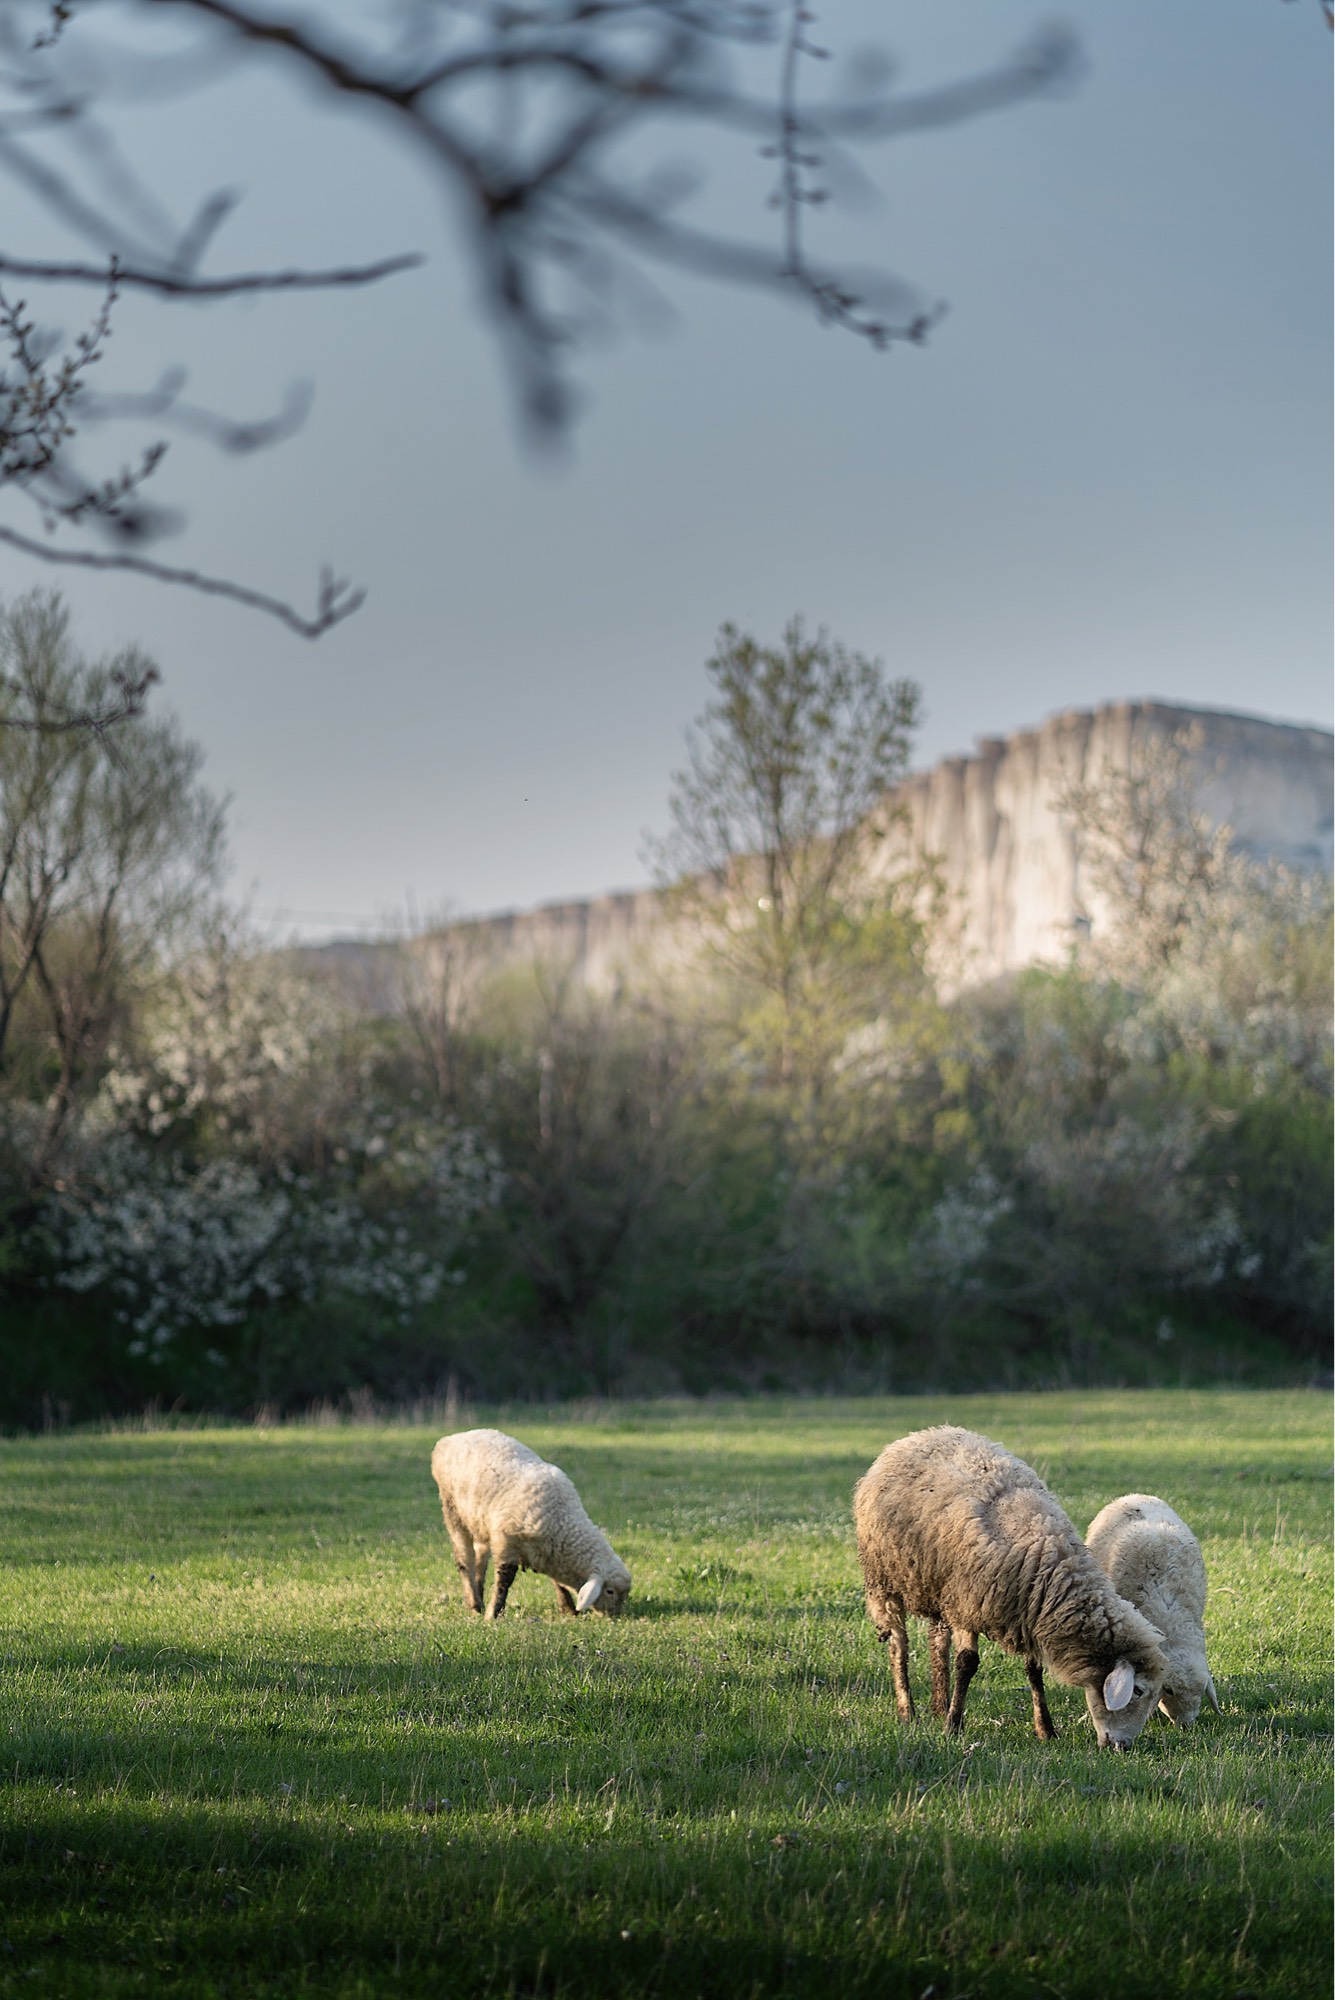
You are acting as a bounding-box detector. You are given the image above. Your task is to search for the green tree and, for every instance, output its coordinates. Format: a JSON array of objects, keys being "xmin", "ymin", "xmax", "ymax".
[
  {"xmin": 472, "ymin": 969, "xmax": 694, "ymax": 1362},
  {"xmin": 647, "ymin": 618, "xmax": 948, "ymax": 1339},
  {"xmin": 650, "ymin": 617, "xmax": 929, "ymax": 1100},
  {"xmin": 0, "ymin": 591, "xmax": 226, "ymax": 1177}
]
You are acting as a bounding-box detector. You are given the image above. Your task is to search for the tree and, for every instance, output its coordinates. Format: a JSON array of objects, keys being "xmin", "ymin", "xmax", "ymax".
[
  {"xmin": 650, "ymin": 616, "xmax": 926, "ymax": 1093},
  {"xmin": 466, "ymin": 966, "xmax": 694, "ymax": 1354},
  {"xmin": 1, "ymin": 3, "xmax": 1077, "ymax": 636},
  {"xmin": 397, "ymin": 909, "xmax": 501, "ymax": 1119},
  {"xmin": 1058, "ymin": 724, "xmax": 1254, "ymax": 981},
  {"xmin": 0, "ymin": 588, "xmax": 225, "ymax": 1174},
  {"xmin": 646, "ymin": 616, "xmax": 951, "ymax": 1344},
  {"xmin": 935, "ymin": 730, "xmax": 1335, "ymax": 1352}
]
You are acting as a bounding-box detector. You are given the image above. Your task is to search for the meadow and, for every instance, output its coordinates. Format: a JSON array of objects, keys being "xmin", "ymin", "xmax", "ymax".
[{"xmin": 0, "ymin": 1391, "xmax": 1329, "ymax": 1998}]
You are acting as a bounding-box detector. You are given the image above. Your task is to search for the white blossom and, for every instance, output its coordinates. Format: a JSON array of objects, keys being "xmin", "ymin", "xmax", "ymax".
[{"xmin": 916, "ymin": 1169, "xmax": 1013, "ymax": 1291}]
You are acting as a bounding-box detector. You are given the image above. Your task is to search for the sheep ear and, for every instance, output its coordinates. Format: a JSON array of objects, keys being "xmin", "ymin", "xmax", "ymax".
[
  {"xmin": 575, "ymin": 1576, "xmax": 603, "ymax": 1614},
  {"xmin": 1103, "ymin": 1661, "xmax": 1136, "ymax": 1712},
  {"xmin": 1204, "ymin": 1673, "xmax": 1221, "ymax": 1715}
]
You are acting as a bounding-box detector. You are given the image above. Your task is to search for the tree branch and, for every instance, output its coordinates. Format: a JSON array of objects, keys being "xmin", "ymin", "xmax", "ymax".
[
  {"xmin": 0, "ymin": 527, "xmax": 364, "ymax": 638},
  {"xmin": 0, "ymin": 251, "xmax": 425, "ymax": 296}
]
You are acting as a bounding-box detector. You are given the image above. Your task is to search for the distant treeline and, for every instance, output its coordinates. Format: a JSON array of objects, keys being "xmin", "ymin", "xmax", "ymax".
[{"xmin": 1, "ymin": 599, "xmax": 1329, "ymax": 1425}]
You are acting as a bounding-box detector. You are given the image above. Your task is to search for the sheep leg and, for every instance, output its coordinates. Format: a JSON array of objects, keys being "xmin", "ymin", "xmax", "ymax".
[
  {"xmin": 1024, "ymin": 1656, "xmax": 1057, "ymax": 1740},
  {"xmin": 457, "ymin": 1555, "xmax": 484, "ymax": 1615},
  {"xmin": 554, "ymin": 1583, "xmax": 578, "ymax": 1616},
  {"xmin": 440, "ymin": 1501, "xmax": 484, "ymax": 1614},
  {"xmin": 867, "ymin": 1591, "xmax": 914, "ymax": 1721},
  {"xmin": 486, "ymin": 1560, "xmax": 519, "ymax": 1622},
  {"xmin": 929, "ymin": 1619, "xmax": 953, "ymax": 1717},
  {"xmin": 944, "ymin": 1628, "xmax": 980, "ymax": 1735}
]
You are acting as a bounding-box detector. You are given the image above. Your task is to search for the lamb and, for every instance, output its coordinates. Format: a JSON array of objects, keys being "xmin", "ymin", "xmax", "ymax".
[
  {"xmin": 1085, "ymin": 1494, "xmax": 1219, "ymax": 1727},
  {"xmin": 854, "ymin": 1426, "xmax": 1168, "ymax": 1749},
  {"xmin": 431, "ymin": 1428, "xmax": 632, "ymax": 1621}
]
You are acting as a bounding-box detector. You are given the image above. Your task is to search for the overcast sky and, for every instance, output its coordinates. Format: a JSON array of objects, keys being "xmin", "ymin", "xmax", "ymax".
[{"xmin": 5, "ymin": 0, "xmax": 1330, "ymax": 939}]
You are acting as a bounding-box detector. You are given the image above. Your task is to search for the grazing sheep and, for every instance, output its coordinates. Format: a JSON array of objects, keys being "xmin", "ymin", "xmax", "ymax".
[
  {"xmin": 1085, "ymin": 1493, "xmax": 1220, "ymax": 1727},
  {"xmin": 854, "ymin": 1426, "xmax": 1168, "ymax": 1748},
  {"xmin": 431, "ymin": 1428, "xmax": 631, "ymax": 1621}
]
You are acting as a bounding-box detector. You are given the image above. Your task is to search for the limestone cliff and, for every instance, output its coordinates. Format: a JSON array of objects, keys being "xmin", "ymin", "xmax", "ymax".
[
  {"xmin": 315, "ymin": 701, "xmax": 1332, "ymax": 994},
  {"xmin": 870, "ymin": 701, "xmax": 1332, "ymax": 982}
]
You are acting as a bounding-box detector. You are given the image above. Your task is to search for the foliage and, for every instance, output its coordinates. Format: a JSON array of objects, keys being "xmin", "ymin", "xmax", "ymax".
[
  {"xmin": 652, "ymin": 617, "xmax": 922, "ymax": 1021},
  {"xmin": 446, "ymin": 969, "xmax": 696, "ymax": 1352},
  {"xmin": 0, "ymin": 590, "xmax": 225, "ymax": 1176},
  {"xmin": 0, "ymin": 1393, "xmax": 1328, "ymax": 1998},
  {"xmin": 649, "ymin": 618, "xmax": 940, "ymax": 1242},
  {"xmin": 37, "ymin": 926, "xmax": 505, "ymax": 1378},
  {"xmin": 50, "ymin": 1143, "xmax": 450, "ymax": 1342},
  {"xmin": 1, "ymin": 601, "xmax": 1329, "ymax": 1415},
  {"xmin": 1058, "ymin": 724, "xmax": 1245, "ymax": 977}
]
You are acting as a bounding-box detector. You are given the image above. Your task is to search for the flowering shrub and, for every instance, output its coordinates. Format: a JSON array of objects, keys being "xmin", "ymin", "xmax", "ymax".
[
  {"xmin": 47, "ymin": 1130, "xmax": 502, "ymax": 1351},
  {"xmin": 44, "ymin": 934, "xmax": 505, "ymax": 1356},
  {"xmin": 101, "ymin": 940, "xmax": 360, "ymax": 1160},
  {"xmin": 915, "ymin": 1168, "xmax": 1014, "ymax": 1293},
  {"xmin": 1120, "ymin": 866, "xmax": 1334, "ymax": 1095}
]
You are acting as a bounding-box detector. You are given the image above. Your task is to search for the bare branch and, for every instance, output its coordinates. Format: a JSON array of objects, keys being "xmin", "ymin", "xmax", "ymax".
[
  {"xmin": 1, "ymin": 275, "xmax": 118, "ymax": 491},
  {"xmin": 31, "ymin": 4, "xmax": 76, "ymax": 51},
  {"xmin": 0, "ymin": 0, "xmax": 1084, "ymax": 635},
  {"xmin": 0, "ymin": 251, "xmax": 425, "ymax": 296},
  {"xmin": 76, "ymin": 372, "xmax": 313, "ymax": 455},
  {"xmin": 0, "ymin": 528, "xmax": 365, "ymax": 638},
  {"xmin": 0, "ymin": 269, "xmax": 368, "ymax": 637},
  {"xmin": 70, "ymin": 0, "xmax": 1076, "ymax": 431},
  {"xmin": 0, "ymin": 657, "xmax": 158, "ymax": 736}
]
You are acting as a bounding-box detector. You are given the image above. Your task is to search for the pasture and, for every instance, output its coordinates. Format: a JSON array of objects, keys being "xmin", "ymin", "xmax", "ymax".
[{"xmin": 0, "ymin": 1391, "xmax": 1329, "ymax": 1998}]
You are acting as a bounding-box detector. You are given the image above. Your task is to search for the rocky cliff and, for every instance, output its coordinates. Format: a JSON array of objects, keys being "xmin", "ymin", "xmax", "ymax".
[
  {"xmin": 315, "ymin": 700, "xmax": 1332, "ymax": 995},
  {"xmin": 871, "ymin": 700, "xmax": 1332, "ymax": 982}
]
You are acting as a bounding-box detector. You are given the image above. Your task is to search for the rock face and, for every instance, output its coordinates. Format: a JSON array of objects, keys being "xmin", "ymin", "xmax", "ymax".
[
  {"xmin": 871, "ymin": 701, "xmax": 1333, "ymax": 982},
  {"xmin": 316, "ymin": 701, "xmax": 1331, "ymax": 995},
  {"xmin": 450, "ymin": 886, "xmax": 671, "ymax": 993}
]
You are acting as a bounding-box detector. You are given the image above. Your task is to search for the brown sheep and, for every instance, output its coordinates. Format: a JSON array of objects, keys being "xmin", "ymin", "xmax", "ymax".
[{"xmin": 854, "ymin": 1426, "xmax": 1167, "ymax": 1747}]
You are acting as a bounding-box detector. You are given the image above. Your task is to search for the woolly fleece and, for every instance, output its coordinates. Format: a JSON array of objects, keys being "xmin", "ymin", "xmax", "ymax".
[
  {"xmin": 1086, "ymin": 1493, "xmax": 1217, "ymax": 1726},
  {"xmin": 855, "ymin": 1425, "xmax": 1168, "ymax": 1746},
  {"xmin": 432, "ymin": 1428, "xmax": 631, "ymax": 1620}
]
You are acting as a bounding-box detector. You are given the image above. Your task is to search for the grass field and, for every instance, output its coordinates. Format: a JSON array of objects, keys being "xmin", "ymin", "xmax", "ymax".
[{"xmin": 0, "ymin": 1391, "xmax": 1329, "ymax": 1998}]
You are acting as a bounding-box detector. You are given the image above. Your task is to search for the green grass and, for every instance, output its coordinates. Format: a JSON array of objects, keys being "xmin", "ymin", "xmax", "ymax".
[{"xmin": 0, "ymin": 1391, "xmax": 1329, "ymax": 1998}]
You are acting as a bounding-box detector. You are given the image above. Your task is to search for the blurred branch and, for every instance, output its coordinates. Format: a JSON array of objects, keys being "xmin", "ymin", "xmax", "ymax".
[
  {"xmin": 771, "ymin": 0, "xmax": 933, "ymax": 348},
  {"xmin": 0, "ymin": 528, "xmax": 364, "ymax": 638},
  {"xmin": 0, "ymin": 252, "xmax": 425, "ymax": 295},
  {"xmin": 0, "ymin": 270, "xmax": 362, "ymax": 645},
  {"xmin": 2, "ymin": 0, "xmax": 1081, "ymax": 631},
  {"xmin": 0, "ymin": 656, "xmax": 158, "ymax": 737}
]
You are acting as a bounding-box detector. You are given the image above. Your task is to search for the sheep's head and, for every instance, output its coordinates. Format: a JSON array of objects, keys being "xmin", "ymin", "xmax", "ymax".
[
  {"xmin": 1158, "ymin": 1658, "xmax": 1220, "ymax": 1727},
  {"xmin": 575, "ymin": 1575, "xmax": 630, "ymax": 1618},
  {"xmin": 1083, "ymin": 1657, "xmax": 1166, "ymax": 1750}
]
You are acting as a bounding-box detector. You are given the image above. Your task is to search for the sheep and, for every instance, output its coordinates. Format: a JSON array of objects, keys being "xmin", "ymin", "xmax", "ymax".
[
  {"xmin": 431, "ymin": 1428, "xmax": 631, "ymax": 1621},
  {"xmin": 854, "ymin": 1425, "xmax": 1169, "ymax": 1748},
  {"xmin": 1085, "ymin": 1493, "xmax": 1220, "ymax": 1727}
]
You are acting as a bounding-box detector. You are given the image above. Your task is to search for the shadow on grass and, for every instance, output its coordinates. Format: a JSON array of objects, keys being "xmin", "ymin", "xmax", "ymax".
[
  {"xmin": 7, "ymin": 1627, "xmax": 1330, "ymax": 1891},
  {"xmin": 0, "ymin": 1780, "xmax": 1327, "ymax": 2000}
]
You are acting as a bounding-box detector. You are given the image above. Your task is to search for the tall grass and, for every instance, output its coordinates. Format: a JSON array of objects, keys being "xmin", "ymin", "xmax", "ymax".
[{"xmin": 0, "ymin": 1391, "xmax": 1329, "ymax": 1997}]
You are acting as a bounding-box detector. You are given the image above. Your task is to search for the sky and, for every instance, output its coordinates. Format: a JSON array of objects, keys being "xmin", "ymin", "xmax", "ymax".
[{"xmin": 3, "ymin": 0, "xmax": 1330, "ymax": 940}]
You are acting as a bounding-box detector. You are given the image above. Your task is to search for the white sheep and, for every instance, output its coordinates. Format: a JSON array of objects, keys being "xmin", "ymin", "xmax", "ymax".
[
  {"xmin": 431, "ymin": 1428, "xmax": 631, "ymax": 1621},
  {"xmin": 854, "ymin": 1425, "xmax": 1169, "ymax": 1748},
  {"xmin": 1085, "ymin": 1493, "xmax": 1219, "ymax": 1727}
]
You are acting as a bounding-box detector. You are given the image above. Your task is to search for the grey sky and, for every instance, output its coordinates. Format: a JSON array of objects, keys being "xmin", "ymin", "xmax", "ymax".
[{"xmin": 6, "ymin": 0, "xmax": 1330, "ymax": 939}]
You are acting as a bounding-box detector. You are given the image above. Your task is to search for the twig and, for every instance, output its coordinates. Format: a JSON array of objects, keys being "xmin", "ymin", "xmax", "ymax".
[
  {"xmin": 0, "ymin": 527, "xmax": 365, "ymax": 638},
  {"xmin": 0, "ymin": 253, "xmax": 425, "ymax": 296},
  {"xmin": 0, "ymin": 660, "xmax": 158, "ymax": 737}
]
